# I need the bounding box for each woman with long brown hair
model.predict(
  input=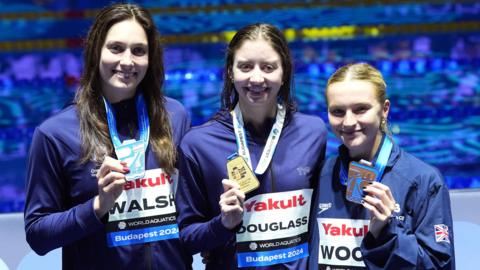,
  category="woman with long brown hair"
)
[24,3,191,269]
[176,23,327,269]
